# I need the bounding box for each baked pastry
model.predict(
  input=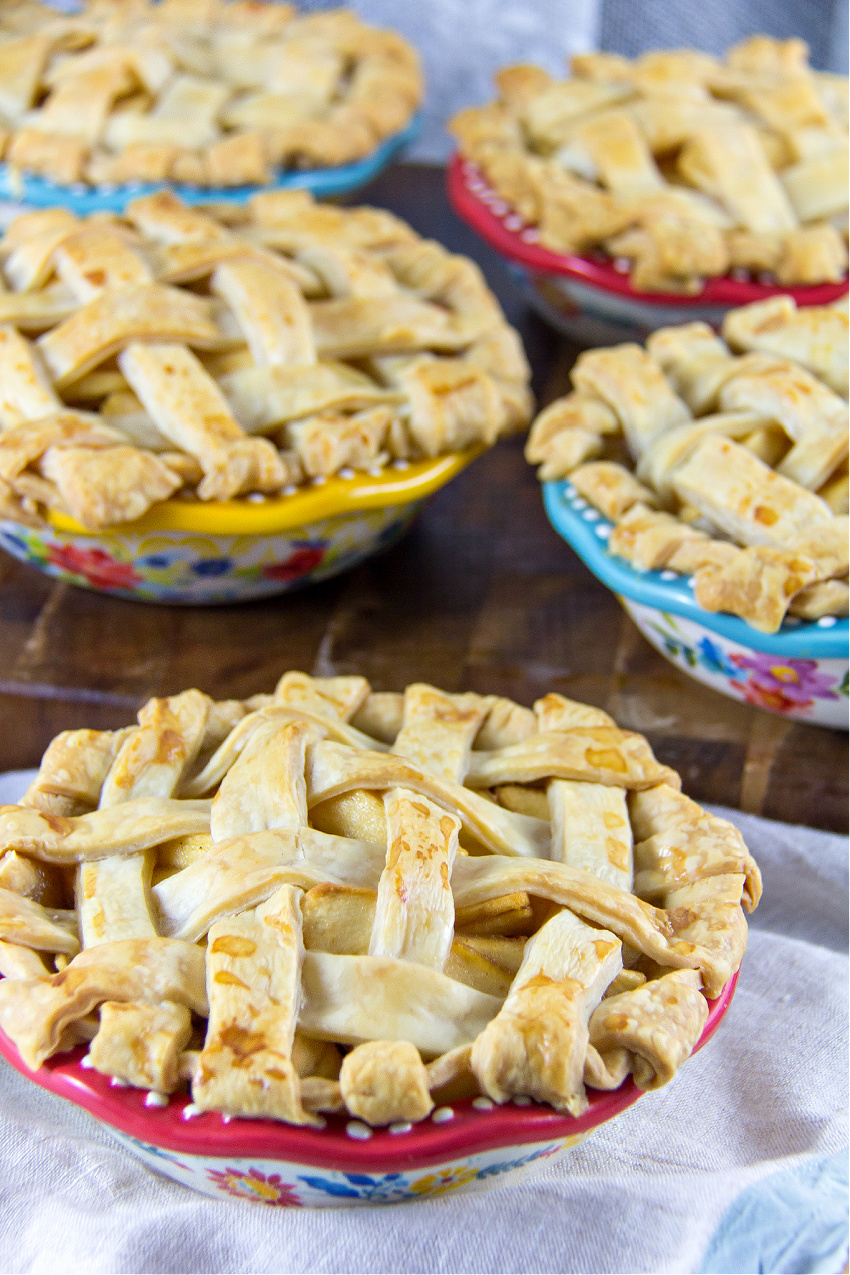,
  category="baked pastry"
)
[0,673,760,1126]
[450,36,848,292]
[526,295,849,632]
[0,191,531,530]
[0,0,422,189]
